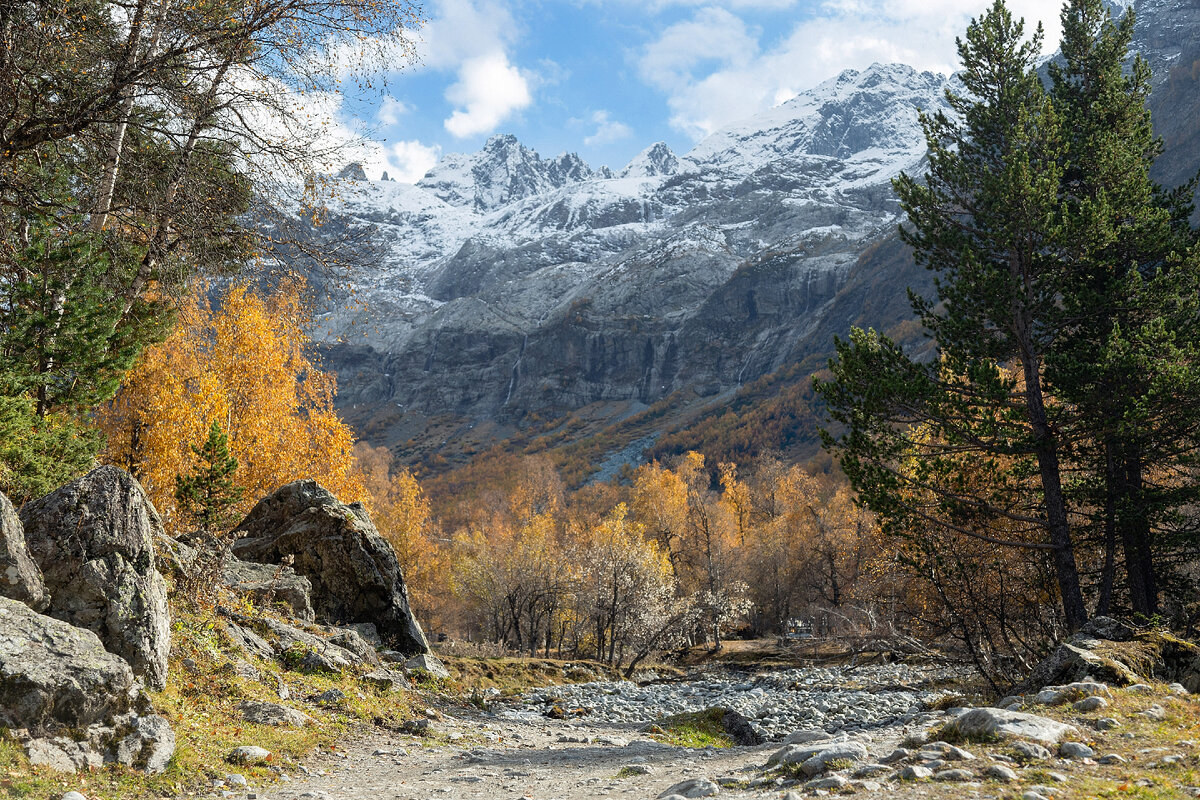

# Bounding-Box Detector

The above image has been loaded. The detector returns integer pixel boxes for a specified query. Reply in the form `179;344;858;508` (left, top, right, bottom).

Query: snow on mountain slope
302;3;1200;471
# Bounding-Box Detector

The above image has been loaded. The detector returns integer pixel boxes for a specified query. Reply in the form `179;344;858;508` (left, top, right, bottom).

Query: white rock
227;746;271;765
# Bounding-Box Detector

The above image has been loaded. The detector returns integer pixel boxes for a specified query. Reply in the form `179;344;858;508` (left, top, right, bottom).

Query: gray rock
24;712;174;773
361;668;411;691
622;764;653;775
232;481;429;654
805;775;848;790
1096;717;1120;730
328;628;381;665
783;729;832;744
881;747;910;764
1074;696;1108;712
985;764;1018;782
231;658;260;681
227;773;248;786
255;616;365;672
0;595;141;732
901;765;933;780
20;467;170;689
1098;753;1126;764
657;778;719;798
239;700;312;727
1139;704;1167;721
940;708;1076;745
111;713;175;773
222;620;275;661
1014;642;1138;694
223;558;315;621
1012;741;1052;761
1128;683;1154;693
1059;742;1095;759
767;740;868;775
0;492;46;610
403;652;450;679
61;793;88;800
935;768;974;781
228;745;271;764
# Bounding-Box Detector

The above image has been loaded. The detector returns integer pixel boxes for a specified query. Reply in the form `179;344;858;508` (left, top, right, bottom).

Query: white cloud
370;139;442;182
583;110;633;147
443;52;533;137
411;0;536;138
377;95;411;126
639;0;1065;140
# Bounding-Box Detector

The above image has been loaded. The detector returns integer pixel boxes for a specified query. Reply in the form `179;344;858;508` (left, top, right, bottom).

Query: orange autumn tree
99;279;364;533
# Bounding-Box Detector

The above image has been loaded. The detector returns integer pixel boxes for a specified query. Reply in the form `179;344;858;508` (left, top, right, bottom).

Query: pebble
1096;717;1121;730
1098;754;1126;764
1013;741;1051;761
901;765;933;780
227;773;248;786
1139;705;1167;721
61;794;87;800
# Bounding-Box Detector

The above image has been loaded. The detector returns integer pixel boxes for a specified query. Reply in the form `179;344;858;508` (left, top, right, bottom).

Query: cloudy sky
332;0;1068;183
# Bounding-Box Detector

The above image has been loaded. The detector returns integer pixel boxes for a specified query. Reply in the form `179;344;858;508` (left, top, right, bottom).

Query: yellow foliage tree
99;280;364;532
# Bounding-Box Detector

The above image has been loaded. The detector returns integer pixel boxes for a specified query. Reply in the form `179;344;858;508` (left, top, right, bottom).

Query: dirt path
248;702;923;800
259;709;774;800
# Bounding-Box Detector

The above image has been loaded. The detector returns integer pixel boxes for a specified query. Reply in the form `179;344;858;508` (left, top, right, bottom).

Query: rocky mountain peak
620;142;680;178
417;135;593;212
336;162;369;181
686;61;948;175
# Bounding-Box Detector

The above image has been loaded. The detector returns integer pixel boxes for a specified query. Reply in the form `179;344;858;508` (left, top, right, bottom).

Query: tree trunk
1117;453;1158;615
1021;357;1088;630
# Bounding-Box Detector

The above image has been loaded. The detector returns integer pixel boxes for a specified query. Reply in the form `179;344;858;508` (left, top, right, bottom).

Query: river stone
0;492;46;610
223;558;315;621
20;466;170;689
232;481;428;654
0;595;140;731
940;708;1076;745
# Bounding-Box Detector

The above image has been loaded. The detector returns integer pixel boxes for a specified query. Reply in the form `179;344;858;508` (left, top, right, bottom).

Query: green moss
641;708;735;749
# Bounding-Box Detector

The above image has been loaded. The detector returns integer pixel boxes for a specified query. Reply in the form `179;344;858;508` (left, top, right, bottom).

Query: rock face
0;492;46;610
232;480;429;655
19;466;171;690
0;595;140;731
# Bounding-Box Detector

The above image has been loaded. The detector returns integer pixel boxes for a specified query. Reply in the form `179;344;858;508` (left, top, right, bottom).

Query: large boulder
20;467;171;689
1014;625;1200;695
0;492;46;610
232;481;428;655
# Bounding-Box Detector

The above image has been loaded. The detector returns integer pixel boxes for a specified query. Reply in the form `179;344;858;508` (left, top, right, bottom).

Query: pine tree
174;420;244;537
817;1;1090;629
1047;0;1200;617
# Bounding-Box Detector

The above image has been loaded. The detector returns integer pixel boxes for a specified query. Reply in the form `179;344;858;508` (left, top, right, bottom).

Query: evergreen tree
817;1;1090;629
174;421;244;537
1047;0;1200;617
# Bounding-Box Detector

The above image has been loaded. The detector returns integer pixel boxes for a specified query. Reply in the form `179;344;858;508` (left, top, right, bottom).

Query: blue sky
327;0;1065;182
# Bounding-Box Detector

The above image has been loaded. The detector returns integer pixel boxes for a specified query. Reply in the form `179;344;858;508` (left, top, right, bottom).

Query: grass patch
642;708;735;749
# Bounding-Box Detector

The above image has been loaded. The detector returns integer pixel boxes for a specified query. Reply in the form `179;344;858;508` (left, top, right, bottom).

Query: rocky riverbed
509;664;966;740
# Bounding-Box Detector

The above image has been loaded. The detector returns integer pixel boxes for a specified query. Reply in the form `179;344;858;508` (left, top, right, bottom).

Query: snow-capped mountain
304;0;1200;472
